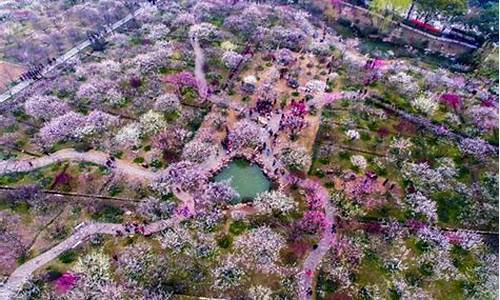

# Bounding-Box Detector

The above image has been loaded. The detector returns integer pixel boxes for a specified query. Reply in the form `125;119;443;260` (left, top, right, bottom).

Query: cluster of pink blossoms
164;71;198;92
298;180;328;233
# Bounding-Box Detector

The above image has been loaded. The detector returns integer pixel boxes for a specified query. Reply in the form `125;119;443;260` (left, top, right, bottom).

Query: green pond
213;159;271;203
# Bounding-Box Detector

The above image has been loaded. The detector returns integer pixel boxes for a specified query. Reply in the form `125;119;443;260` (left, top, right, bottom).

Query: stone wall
331;1;477;57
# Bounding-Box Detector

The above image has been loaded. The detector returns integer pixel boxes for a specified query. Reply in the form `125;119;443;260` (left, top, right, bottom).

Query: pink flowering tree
440;93;462;110
223;6;266;36
24;95;70;121
269;26;306;52
164;71;199;98
38;112;86;146
153;160;207;194
299;210;327;234
154;93;180;113
281;102;307;139
76;111;119;138
275;48;295;66
54;272;79;294
227;120;266;152
182;139;216;163
459;138;495;159
466;105;498;132
194;181;238;210
222;50;245;70
38;110;118;146
152;128;189;156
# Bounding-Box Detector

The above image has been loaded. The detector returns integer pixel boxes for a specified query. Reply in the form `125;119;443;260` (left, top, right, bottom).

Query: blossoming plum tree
24;95;70;121
254;190;296;215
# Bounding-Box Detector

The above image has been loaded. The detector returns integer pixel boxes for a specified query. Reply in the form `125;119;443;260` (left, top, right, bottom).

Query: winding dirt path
296;179;336;300
0;148;157;180
0;24;342;300
0;217;179;300
190;34;208;101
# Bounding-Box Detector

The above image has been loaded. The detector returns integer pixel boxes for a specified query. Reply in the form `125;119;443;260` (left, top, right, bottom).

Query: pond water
213;159;271;203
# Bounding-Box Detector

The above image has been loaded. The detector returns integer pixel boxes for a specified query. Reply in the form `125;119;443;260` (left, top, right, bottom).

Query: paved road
0;6;146;104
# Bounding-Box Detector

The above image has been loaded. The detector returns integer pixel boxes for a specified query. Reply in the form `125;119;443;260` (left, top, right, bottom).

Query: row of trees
367;0;498;42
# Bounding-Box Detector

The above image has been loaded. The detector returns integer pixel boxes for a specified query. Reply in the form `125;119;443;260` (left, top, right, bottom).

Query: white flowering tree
280;147;312;171
137;197;173;222
346;129;360;140
401;161;459;193
212;257;246;290
234;227;285;274
37;110;117;146
75;111;119;141
221;41;237;51
386;72;420;97
194;181;238;210
114;122;142;148
157;225;191;253
77;79;124;106
71;251;111;295
189;22;218;42
181;139;216;163
126;42;173;74
405;192;438;223
139;110;167;136
309;40;331;57
411;94;438;116
75;59;121;80
154;93;180;113
388;137;413;163
248;285;274;300
268;26;306;51
350;155;367;170
304;79;327;95
222;50;245;69
141;23;170;40
116;243;154;284
254;191;296;215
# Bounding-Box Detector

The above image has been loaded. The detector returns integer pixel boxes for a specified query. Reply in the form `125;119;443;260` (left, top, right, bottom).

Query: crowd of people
18;59;56;82
115;221;146;236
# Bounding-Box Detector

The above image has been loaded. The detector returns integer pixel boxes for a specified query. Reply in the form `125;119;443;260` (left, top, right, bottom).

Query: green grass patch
229;220;248;235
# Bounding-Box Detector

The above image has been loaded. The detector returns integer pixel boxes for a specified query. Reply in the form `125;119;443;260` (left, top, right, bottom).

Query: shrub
229;221;247;235
133;157;145;164
108;185;123;197
92;205;124;223
217;235;233;249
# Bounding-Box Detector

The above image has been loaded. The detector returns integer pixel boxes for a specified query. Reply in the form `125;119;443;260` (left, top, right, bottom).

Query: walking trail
296;179;336;300
0;217;180;300
190;33;208;101
0;148;157;181
0;5;148;104
1;24;340;300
